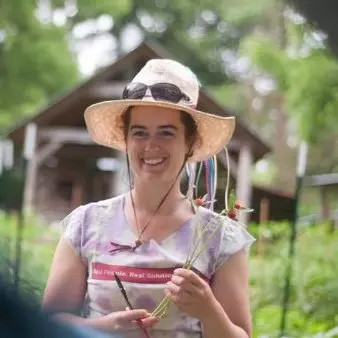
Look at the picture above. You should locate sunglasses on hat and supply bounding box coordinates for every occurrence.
[122,82,191,104]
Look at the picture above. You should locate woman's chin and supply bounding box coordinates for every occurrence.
[138,170,174,184]
[141,171,166,181]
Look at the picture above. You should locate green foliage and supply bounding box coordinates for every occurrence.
[286,51,338,143]
[74,0,132,18]
[50,0,274,86]
[0,211,58,298]
[249,220,290,243]
[0,169,25,210]
[240,20,338,145]
[218,0,273,25]
[251,158,278,187]
[294,226,338,324]
[307,130,338,174]
[249,223,338,337]
[0,0,279,132]
[208,83,246,112]
[0,0,79,131]
[240,35,290,91]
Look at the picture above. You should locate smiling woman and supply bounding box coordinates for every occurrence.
[124,106,194,184]
[42,59,255,338]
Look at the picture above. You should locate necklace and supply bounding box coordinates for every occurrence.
[109,193,172,254]
[110,155,190,254]
[130,191,181,248]
[109,194,191,254]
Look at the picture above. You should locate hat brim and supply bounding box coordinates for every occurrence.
[84,99,235,162]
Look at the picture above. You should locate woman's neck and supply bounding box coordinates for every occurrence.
[130,180,185,215]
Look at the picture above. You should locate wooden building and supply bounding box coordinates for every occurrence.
[7,41,293,224]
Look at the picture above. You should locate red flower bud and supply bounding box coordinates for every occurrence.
[195,198,203,206]
[227,210,237,219]
[234,203,241,209]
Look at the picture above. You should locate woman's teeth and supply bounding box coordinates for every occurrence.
[143,158,165,165]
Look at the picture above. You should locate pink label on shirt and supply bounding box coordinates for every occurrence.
[91,263,209,284]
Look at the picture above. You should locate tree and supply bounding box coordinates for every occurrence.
[0,0,79,131]
[240,6,338,219]
[0,0,282,131]
[48,0,274,85]
[239,4,338,186]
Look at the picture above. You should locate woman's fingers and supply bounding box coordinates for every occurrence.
[140,316,160,328]
[123,308,159,328]
[166,280,195,296]
[121,308,149,322]
[173,268,205,286]
[168,272,202,296]
[164,287,192,305]
[170,275,185,285]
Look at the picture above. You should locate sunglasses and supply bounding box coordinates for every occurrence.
[122,82,191,104]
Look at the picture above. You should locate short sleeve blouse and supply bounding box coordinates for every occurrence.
[61,194,255,338]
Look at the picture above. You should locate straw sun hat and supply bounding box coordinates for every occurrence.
[84,59,235,162]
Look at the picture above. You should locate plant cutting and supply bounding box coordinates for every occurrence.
[151,148,253,318]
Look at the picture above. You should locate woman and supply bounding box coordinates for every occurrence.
[42,59,255,337]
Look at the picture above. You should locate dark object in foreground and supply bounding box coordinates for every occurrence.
[0,277,111,338]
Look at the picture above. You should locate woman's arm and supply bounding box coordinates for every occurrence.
[42,237,87,316]
[42,238,156,333]
[201,249,251,338]
[165,249,251,338]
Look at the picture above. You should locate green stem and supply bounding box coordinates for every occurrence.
[186,203,198,251]
[151,297,171,317]
[185,211,226,269]
[224,147,230,211]
[184,205,203,267]
[189,216,225,267]
[151,207,227,319]
[185,212,219,265]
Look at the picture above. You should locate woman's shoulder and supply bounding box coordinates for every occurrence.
[71,194,125,215]
[60,194,125,229]
[197,206,255,244]
[86,193,125,210]
[60,194,127,257]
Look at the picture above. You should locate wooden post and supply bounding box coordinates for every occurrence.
[259,197,270,223]
[23,142,61,212]
[319,186,330,222]
[236,143,253,224]
[110,152,128,196]
[258,198,270,256]
[23,156,38,213]
[71,178,83,208]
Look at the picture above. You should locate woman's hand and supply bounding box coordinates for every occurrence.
[164,268,218,321]
[69,308,159,334]
[106,308,159,330]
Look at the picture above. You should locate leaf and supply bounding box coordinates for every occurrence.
[228,189,236,210]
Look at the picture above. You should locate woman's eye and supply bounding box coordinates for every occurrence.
[160,131,175,137]
[133,131,147,137]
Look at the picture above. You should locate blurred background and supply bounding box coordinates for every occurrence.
[0,0,337,337]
